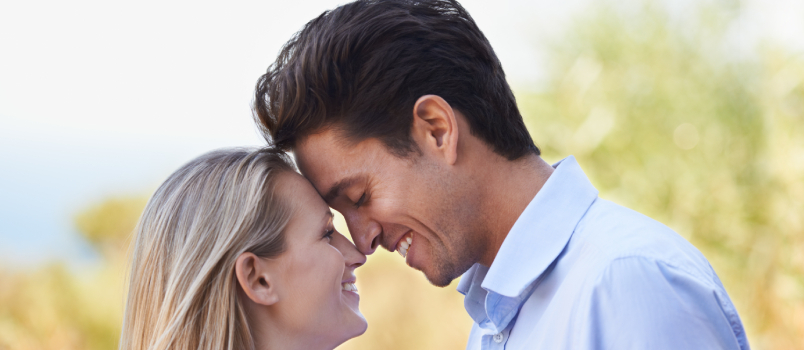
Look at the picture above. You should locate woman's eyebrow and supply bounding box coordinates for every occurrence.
[323,176,361,203]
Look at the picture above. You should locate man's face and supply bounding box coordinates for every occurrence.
[294,129,484,287]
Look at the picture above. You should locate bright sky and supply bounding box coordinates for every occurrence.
[1,0,801,268]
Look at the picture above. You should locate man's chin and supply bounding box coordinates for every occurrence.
[424,274,452,288]
[419,247,479,287]
[424,272,454,288]
[422,263,468,288]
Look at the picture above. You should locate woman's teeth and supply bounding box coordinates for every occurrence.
[342,282,358,293]
[397,235,413,258]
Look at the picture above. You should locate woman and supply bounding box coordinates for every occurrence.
[119,148,367,350]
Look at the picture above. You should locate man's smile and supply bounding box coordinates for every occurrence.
[395,231,414,259]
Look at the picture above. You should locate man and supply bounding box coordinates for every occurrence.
[253,0,749,348]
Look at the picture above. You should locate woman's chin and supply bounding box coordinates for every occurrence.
[341,309,368,341]
[328,293,367,344]
[356,312,368,333]
[346,316,368,340]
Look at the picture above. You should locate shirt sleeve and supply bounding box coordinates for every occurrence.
[585,256,745,350]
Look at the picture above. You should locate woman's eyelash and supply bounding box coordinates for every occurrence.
[324,228,335,240]
[355,193,366,208]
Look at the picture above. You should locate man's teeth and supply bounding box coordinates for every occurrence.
[397,235,413,258]
[341,282,358,293]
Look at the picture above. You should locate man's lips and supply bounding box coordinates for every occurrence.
[395,231,414,259]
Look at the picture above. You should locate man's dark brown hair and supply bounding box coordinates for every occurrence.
[253,0,539,160]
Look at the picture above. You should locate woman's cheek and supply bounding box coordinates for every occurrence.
[324,247,341,282]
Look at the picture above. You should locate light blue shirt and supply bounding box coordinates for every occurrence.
[458,156,749,350]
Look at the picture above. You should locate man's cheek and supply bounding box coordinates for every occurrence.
[372,199,407,224]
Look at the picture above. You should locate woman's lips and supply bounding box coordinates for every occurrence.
[341,282,358,293]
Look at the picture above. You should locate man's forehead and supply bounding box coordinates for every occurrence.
[296,130,352,171]
[294,130,374,193]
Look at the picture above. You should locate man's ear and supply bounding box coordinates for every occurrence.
[412,95,459,165]
[235,252,280,306]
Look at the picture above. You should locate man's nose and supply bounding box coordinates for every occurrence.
[345,212,382,255]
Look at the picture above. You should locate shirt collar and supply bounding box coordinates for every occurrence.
[458,156,599,298]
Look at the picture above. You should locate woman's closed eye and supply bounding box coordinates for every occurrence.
[323,228,335,241]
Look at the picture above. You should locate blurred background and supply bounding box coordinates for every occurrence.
[1,0,802,349]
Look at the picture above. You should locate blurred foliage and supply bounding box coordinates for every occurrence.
[0,196,135,350]
[1,1,803,349]
[74,196,148,254]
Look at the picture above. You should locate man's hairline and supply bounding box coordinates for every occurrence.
[290,124,422,161]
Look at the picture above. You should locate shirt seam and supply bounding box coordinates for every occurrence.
[593,255,710,288]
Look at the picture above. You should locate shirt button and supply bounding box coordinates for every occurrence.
[493,332,504,343]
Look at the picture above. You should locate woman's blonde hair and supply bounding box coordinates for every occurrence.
[120,148,295,350]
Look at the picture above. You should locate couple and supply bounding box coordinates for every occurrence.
[119,0,749,349]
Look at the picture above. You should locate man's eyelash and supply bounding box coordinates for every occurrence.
[355,193,366,208]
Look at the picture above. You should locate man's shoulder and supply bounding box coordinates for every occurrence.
[570,199,715,283]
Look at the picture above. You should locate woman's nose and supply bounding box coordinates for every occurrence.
[332,231,367,269]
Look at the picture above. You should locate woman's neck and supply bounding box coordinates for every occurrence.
[251,313,339,350]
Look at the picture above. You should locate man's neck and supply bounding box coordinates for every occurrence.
[476,153,554,267]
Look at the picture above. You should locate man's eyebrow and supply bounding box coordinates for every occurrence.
[323,176,360,203]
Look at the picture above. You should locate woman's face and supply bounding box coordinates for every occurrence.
[270,172,367,346]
